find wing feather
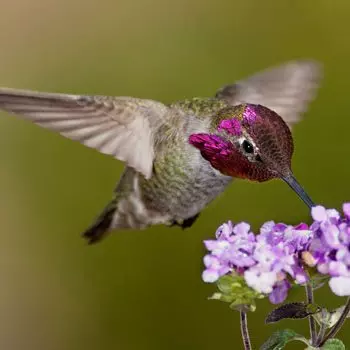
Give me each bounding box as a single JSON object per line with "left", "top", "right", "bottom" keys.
{"left": 215, "top": 60, "right": 322, "bottom": 128}
{"left": 0, "top": 88, "right": 169, "bottom": 179}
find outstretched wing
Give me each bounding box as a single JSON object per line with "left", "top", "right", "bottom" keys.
{"left": 215, "top": 60, "right": 322, "bottom": 128}
{"left": 0, "top": 88, "right": 170, "bottom": 179}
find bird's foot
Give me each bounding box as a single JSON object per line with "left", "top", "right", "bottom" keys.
{"left": 168, "top": 213, "right": 200, "bottom": 230}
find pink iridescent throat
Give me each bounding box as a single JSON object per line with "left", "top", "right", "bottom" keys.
{"left": 188, "top": 133, "right": 233, "bottom": 160}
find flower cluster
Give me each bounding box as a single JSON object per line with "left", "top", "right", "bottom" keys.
{"left": 203, "top": 220, "right": 313, "bottom": 304}
{"left": 203, "top": 203, "right": 350, "bottom": 304}
{"left": 309, "top": 204, "right": 350, "bottom": 296}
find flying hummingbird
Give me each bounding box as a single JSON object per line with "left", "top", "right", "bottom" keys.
{"left": 0, "top": 61, "right": 321, "bottom": 243}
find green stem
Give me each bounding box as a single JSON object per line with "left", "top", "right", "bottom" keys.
{"left": 315, "top": 308, "right": 328, "bottom": 346}
{"left": 305, "top": 283, "right": 317, "bottom": 345}
{"left": 240, "top": 311, "right": 252, "bottom": 350}
{"left": 319, "top": 297, "right": 350, "bottom": 346}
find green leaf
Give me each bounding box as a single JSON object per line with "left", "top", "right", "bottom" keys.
{"left": 321, "top": 339, "right": 345, "bottom": 350}
{"left": 260, "top": 329, "right": 308, "bottom": 350}
{"left": 314, "top": 304, "right": 350, "bottom": 329}
{"left": 209, "top": 273, "right": 264, "bottom": 312}
{"left": 208, "top": 292, "right": 234, "bottom": 303}
{"left": 308, "top": 274, "right": 329, "bottom": 290}
{"left": 230, "top": 300, "right": 256, "bottom": 313}
{"left": 217, "top": 275, "right": 235, "bottom": 294}
{"left": 265, "top": 302, "right": 320, "bottom": 324}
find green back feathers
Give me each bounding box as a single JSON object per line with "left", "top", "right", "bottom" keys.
{"left": 172, "top": 98, "right": 227, "bottom": 118}
{"left": 208, "top": 103, "right": 248, "bottom": 133}
{"left": 172, "top": 98, "right": 250, "bottom": 134}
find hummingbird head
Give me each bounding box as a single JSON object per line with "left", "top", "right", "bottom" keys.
{"left": 189, "top": 104, "right": 314, "bottom": 208}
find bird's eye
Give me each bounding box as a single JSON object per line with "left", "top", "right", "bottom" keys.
{"left": 242, "top": 140, "right": 254, "bottom": 154}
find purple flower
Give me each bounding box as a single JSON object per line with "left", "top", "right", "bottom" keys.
{"left": 202, "top": 221, "right": 257, "bottom": 283}
{"left": 311, "top": 206, "right": 328, "bottom": 222}
{"left": 343, "top": 203, "right": 350, "bottom": 219}
{"left": 307, "top": 203, "right": 350, "bottom": 296}
{"left": 203, "top": 202, "right": 350, "bottom": 303}
{"left": 269, "top": 280, "right": 291, "bottom": 304}
{"left": 215, "top": 221, "right": 234, "bottom": 239}
{"left": 329, "top": 276, "right": 350, "bottom": 296}
{"left": 202, "top": 269, "right": 220, "bottom": 283}
{"left": 244, "top": 268, "right": 277, "bottom": 294}
{"left": 203, "top": 219, "right": 313, "bottom": 303}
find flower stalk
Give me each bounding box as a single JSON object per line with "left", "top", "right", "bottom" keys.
{"left": 240, "top": 311, "right": 252, "bottom": 350}
{"left": 305, "top": 283, "right": 317, "bottom": 345}
{"left": 319, "top": 297, "right": 350, "bottom": 346}
{"left": 315, "top": 308, "right": 328, "bottom": 346}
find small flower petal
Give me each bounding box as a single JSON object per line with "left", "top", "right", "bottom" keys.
{"left": 329, "top": 276, "right": 350, "bottom": 296}
{"left": 203, "top": 240, "right": 218, "bottom": 251}
{"left": 322, "top": 224, "right": 341, "bottom": 248}
{"left": 311, "top": 206, "right": 327, "bottom": 222}
{"left": 203, "top": 255, "right": 219, "bottom": 268}
{"left": 269, "top": 280, "right": 291, "bottom": 304}
{"left": 328, "top": 261, "right": 349, "bottom": 277}
{"left": 233, "top": 222, "right": 250, "bottom": 236}
{"left": 260, "top": 221, "right": 275, "bottom": 235}
{"left": 202, "top": 269, "right": 220, "bottom": 283}
{"left": 245, "top": 269, "right": 277, "bottom": 294}
{"left": 343, "top": 203, "right": 350, "bottom": 219}
{"left": 294, "top": 223, "right": 309, "bottom": 230}
{"left": 326, "top": 209, "right": 340, "bottom": 221}
{"left": 215, "top": 222, "right": 233, "bottom": 239}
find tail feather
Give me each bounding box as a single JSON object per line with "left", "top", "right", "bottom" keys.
{"left": 82, "top": 201, "right": 117, "bottom": 244}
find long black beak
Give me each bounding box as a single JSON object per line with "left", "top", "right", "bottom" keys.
{"left": 282, "top": 174, "right": 315, "bottom": 209}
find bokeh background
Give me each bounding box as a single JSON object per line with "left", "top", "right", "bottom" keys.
{"left": 0, "top": 1, "right": 349, "bottom": 349}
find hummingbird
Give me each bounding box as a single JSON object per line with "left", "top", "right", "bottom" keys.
{"left": 0, "top": 60, "right": 321, "bottom": 243}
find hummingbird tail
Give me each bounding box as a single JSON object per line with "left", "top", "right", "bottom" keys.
{"left": 82, "top": 200, "right": 117, "bottom": 244}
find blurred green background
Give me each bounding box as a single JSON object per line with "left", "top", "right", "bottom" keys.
{"left": 0, "top": 0, "right": 349, "bottom": 349}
